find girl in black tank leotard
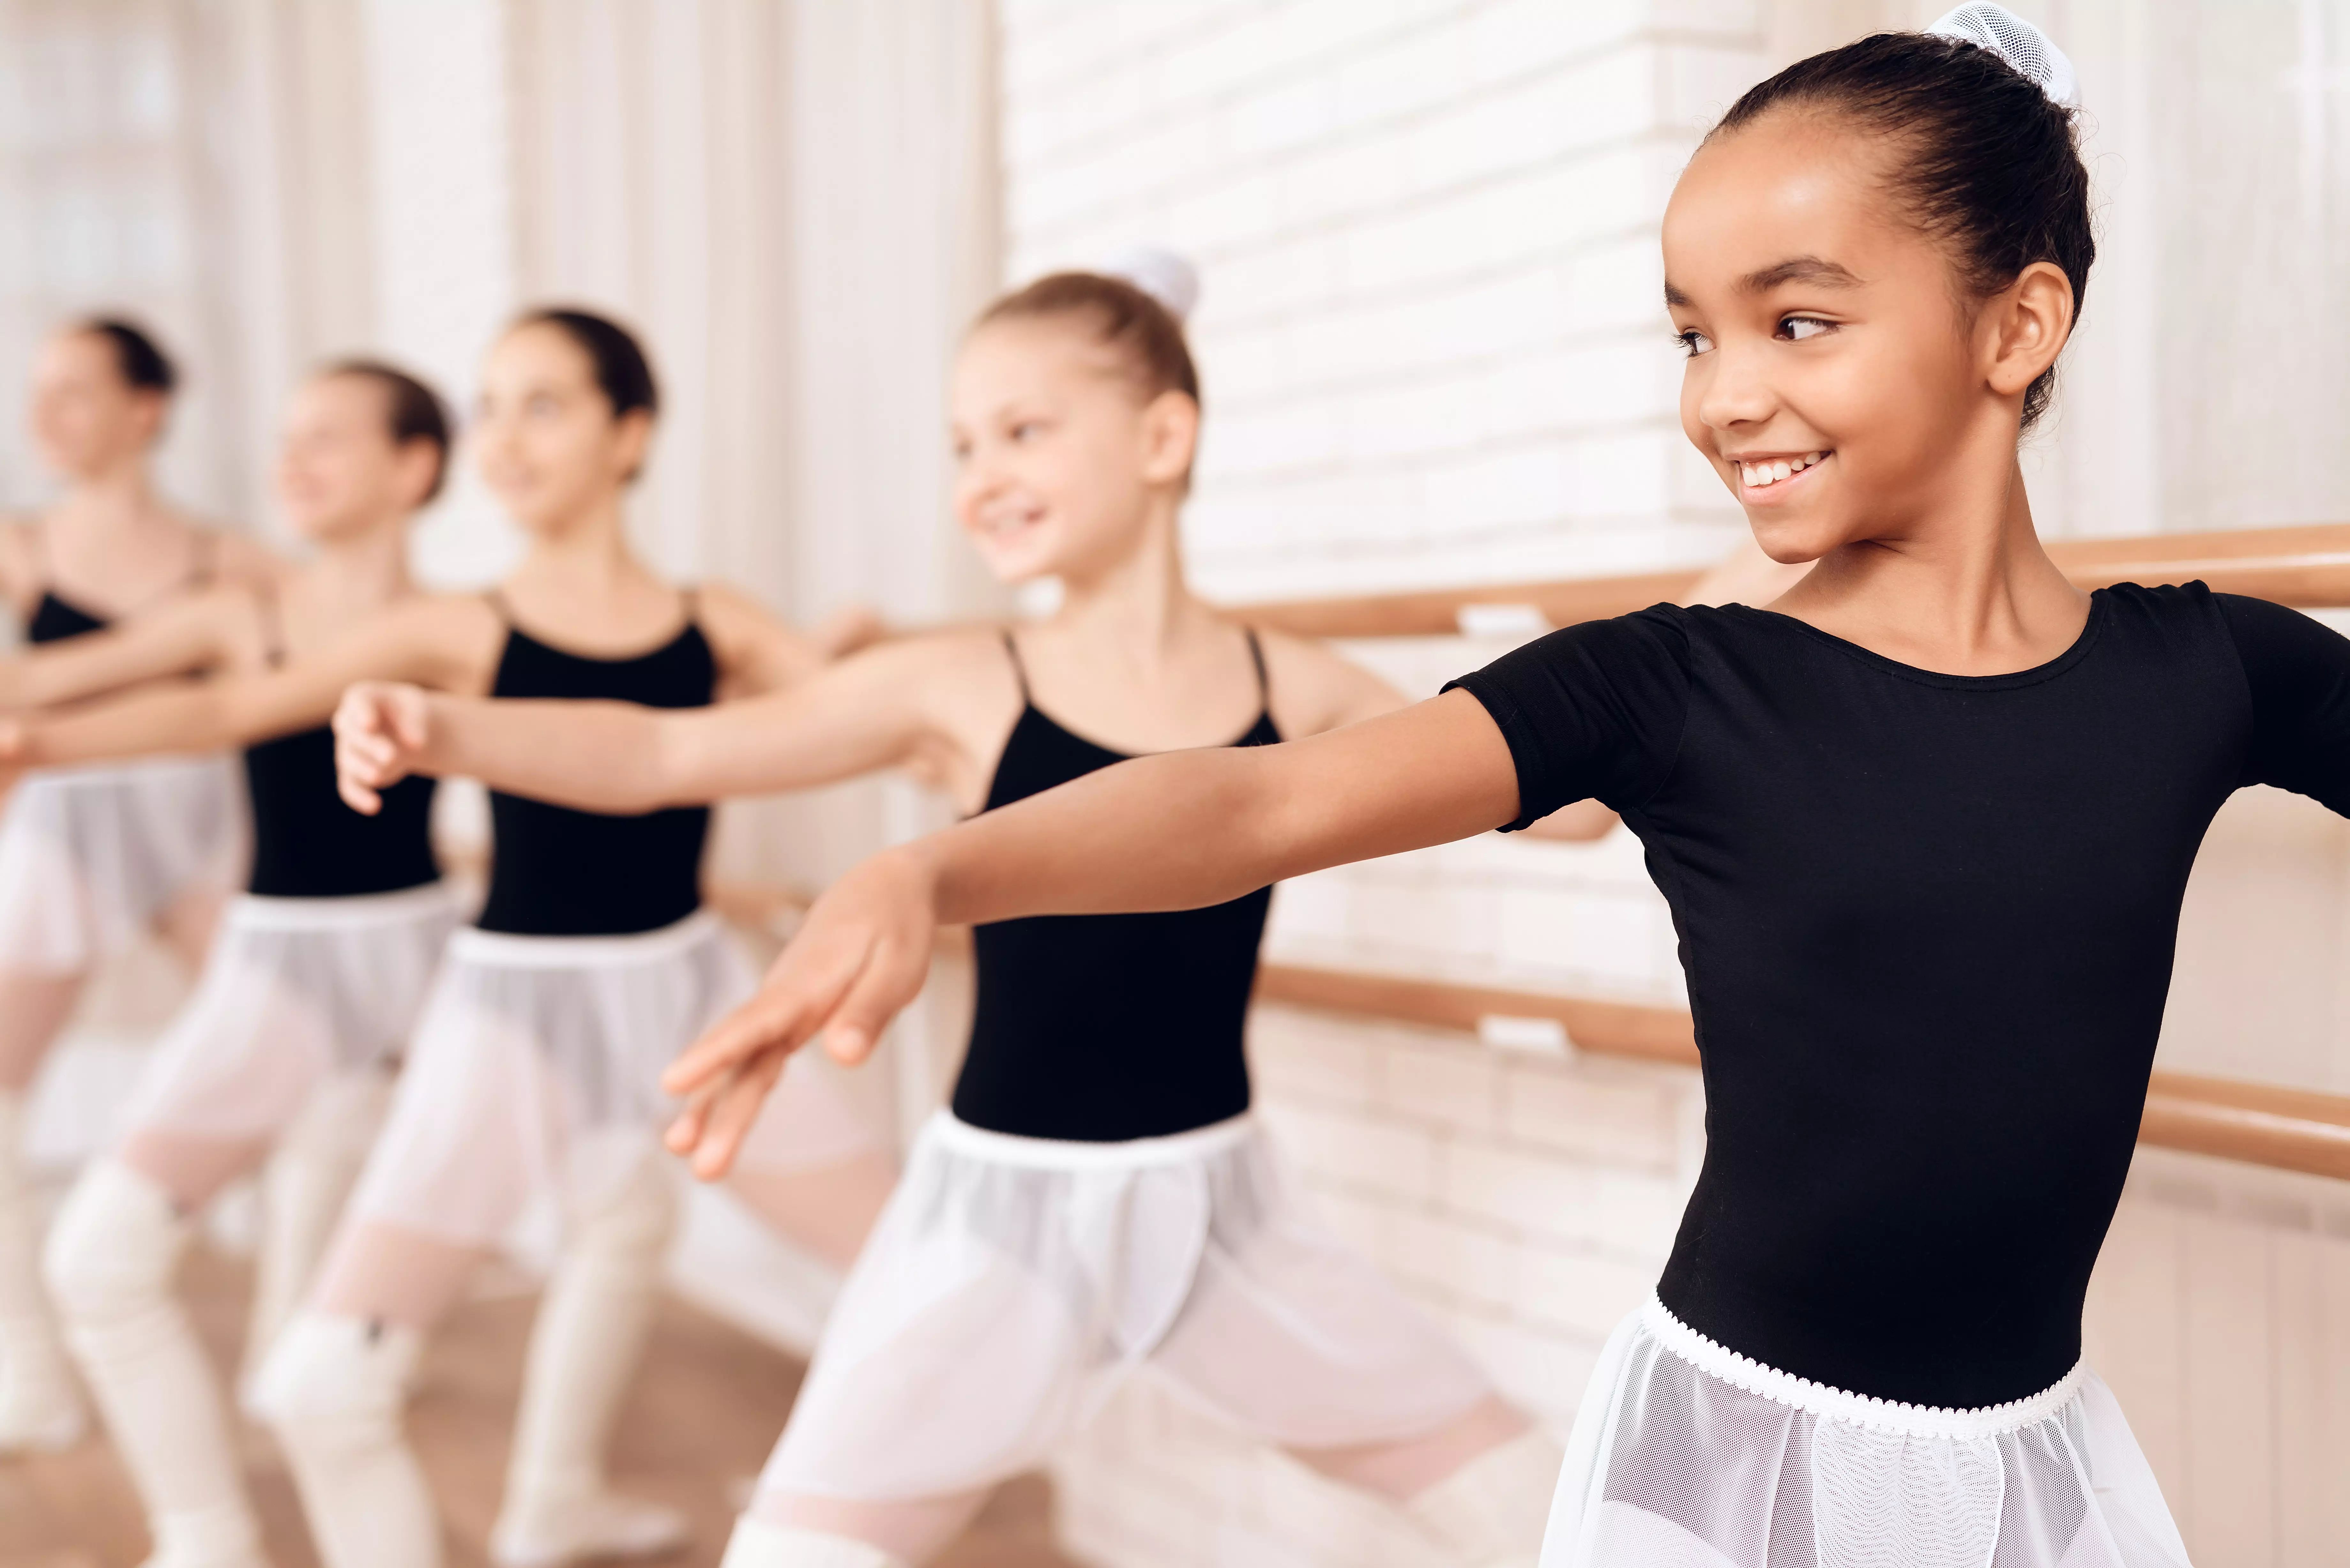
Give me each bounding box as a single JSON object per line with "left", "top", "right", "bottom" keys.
{"left": 0, "top": 320, "right": 262, "bottom": 1460}
{"left": 661, "top": 17, "right": 2224, "bottom": 1566}
{"left": 334, "top": 261, "right": 1572, "bottom": 1568}
{"left": 952, "top": 629, "right": 1276, "bottom": 1140}
{"left": 1, "top": 317, "right": 894, "bottom": 1568}
{"left": 10, "top": 365, "right": 463, "bottom": 1568}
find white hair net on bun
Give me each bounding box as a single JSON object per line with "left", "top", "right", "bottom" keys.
{"left": 1099, "top": 245, "right": 1201, "bottom": 323}
{"left": 1927, "top": 4, "right": 2079, "bottom": 108}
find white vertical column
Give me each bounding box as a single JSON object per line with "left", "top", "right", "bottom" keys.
{"left": 362, "top": 0, "right": 522, "bottom": 587}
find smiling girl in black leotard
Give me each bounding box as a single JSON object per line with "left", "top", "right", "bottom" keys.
{"left": 642, "top": 9, "right": 2287, "bottom": 1564}
{"left": 0, "top": 309, "right": 895, "bottom": 1568}
{"left": 336, "top": 259, "right": 1595, "bottom": 1568}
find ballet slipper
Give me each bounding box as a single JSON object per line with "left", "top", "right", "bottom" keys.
{"left": 252, "top": 1311, "right": 441, "bottom": 1568}
{"left": 487, "top": 1151, "right": 683, "bottom": 1568}
{"left": 718, "top": 1515, "right": 907, "bottom": 1568}
{"left": 45, "top": 1160, "right": 266, "bottom": 1568}
{"left": 1406, "top": 1424, "right": 1566, "bottom": 1568}
{"left": 0, "top": 1087, "right": 88, "bottom": 1452}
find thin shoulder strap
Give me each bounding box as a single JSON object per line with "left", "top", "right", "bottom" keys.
{"left": 1242, "top": 625, "right": 1269, "bottom": 705}
{"left": 252, "top": 578, "right": 287, "bottom": 669}
{"left": 484, "top": 587, "right": 514, "bottom": 623}
{"left": 186, "top": 529, "right": 216, "bottom": 589}
{"left": 1001, "top": 629, "right": 1032, "bottom": 706}
{"left": 679, "top": 583, "right": 701, "bottom": 622}
{"left": 27, "top": 517, "right": 52, "bottom": 591}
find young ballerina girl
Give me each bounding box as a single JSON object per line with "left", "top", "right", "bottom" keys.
{"left": 335, "top": 260, "right": 1597, "bottom": 1568}
{"left": 0, "top": 319, "right": 272, "bottom": 1454}
{"left": 636, "top": 11, "right": 2260, "bottom": 1565}
{"left": 0, "top": 308, "right": 896, "bottom": 1568}
{"left": 10, "top": 360, "right": 459, "bottom": 1568}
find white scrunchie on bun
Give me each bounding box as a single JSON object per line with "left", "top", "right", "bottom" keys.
{"left": 1928, "top": 3, "right": 2080, "bottom": 108}
{"left": 1100, "top": 245, "right": 1201, "bottom": 323}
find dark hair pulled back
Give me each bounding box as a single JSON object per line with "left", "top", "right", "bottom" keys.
{"left": 978, "top": 272, "right": 1200, "bottom": 412}
{"left": 324, "top": 359, "right": 454, "bottom": 503}
{"left": 517, "top": 306, "right": 660, "bottom": 419}
{"left": 80, "top": 318, "right": 177, "bottom": 395}
{"left": 1712, "top": 30, "right": 2094, "bottom": 430}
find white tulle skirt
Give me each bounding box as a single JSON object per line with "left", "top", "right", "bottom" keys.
{"left": 758, "top": 1109, "right": 1493, "bottom": 1503}
{"left": 120, "top": 882, "right": 462, "bottom": 1145}
{"left": 0, "top": 756, "right": 245, "bottom": 972}
{"left": 1542, "top": 1294, "right": 2192, "bottom": 1568}
{"left": 346, "top": 909, "right": 874, "bottom": 1249}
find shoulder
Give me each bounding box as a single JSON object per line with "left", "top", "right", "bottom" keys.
{"left": 690, "top": 580, "right": 781, "bottom": 637}
{"left": 202, "top": 527, "right": 285, "bottom": 584}
{"left": 1248, "top": 626, "right": 1404, "bottom": 736}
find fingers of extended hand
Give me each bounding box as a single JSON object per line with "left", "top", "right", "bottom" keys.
{"left": 661, "top": 981, "right": 816, "bottom": 1097}
{"left": 687, "top": 1052, "right": 787, "bottom": 1181}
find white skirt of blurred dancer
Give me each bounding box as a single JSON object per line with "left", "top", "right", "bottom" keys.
{"left": 757, "top": 1109, "right": 1494, "bottom": 1502}
{"left": 1540, "top": 1294, "right": 2192, "bottom": 1568}
{"left": 119, "top": 881, "right": 463, "bottom": 1145}
{"left": 346, "top": 908, "right": 875, "bottom": 1247}
{"left": 0, "top": 756, "right": 246, "bottom": 972}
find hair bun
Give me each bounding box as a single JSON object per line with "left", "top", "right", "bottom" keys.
{"left": 1100, "top": 246, "right": 1200, "bottom": 323}
{"left": 1927, "top": 4, "right": 2079, "bottom": 107}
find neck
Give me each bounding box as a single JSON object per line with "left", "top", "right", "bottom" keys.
{"left": 1783, "top": 429, "right": 2085, "bottom": 672}
{"left": 54, "top": 457, "right": 163, "bottom": 531}
{"left": 511, "top": 494, "right": 639, "bottom": 591}
{"left": 305, "top": 512, "right": 414, "bottom": 612}
{"left": 1050, "top": 501, "right": 1218, "bottom": 667}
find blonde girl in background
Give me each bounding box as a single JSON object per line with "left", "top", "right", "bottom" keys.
{"left": 337, "top": 257, "right": 1597, "bottom": 1568}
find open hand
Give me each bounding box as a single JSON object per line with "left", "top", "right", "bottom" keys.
{"left": 333, "top": 681, "right": 432, "bottom": 814}
{"left": 661, "top": 846, "right": 940, "bottom": 1179}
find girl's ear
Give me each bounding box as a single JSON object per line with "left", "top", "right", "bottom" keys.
{"left": 1137, "top": 389, "right": 1200, "bottom": 488}
{"left": 1983, "top": 260, "right": 2074, "bottom": 402}
{"left": 611, "top": 407, "right": 655, "bottom": 485}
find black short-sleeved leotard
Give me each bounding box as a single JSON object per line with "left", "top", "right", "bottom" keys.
{"left": 1448, "top": 582, "right": 2350, "bottom": 1410}
{"left": 472, "top": 600, "right": 715, "bottom": 938}
{"left": 951, "top": 630, "right": 1282, "bottom": 1142}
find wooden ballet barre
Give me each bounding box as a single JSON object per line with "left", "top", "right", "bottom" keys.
{"left": 686, "top": 878, "right": 2350, "bottom": 1182}
{"left": 1255, "top": 961, "right": 2350, "bottom": 1183}
{"left": 1237, "top": 521, "right": 2350, "bottom": 639}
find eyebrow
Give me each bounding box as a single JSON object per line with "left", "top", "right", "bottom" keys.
{"left": 1664, "top": 255, "right": 1864, "bottom": 308}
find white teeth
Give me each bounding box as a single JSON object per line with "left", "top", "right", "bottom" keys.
{"left": 1739, "top": 451, "right": 1828, "bottom": 488}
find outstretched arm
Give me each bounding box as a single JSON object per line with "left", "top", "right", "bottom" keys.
{"left": 0, "top": 585, "right": 256, "bottom": 710}
{"left": 335, "top": 634, "right": 950, "bottom": 815}
{"left": 662, "top": 687, "right": 1521, "bottom": 1176}
{"left": 2, "top": 597, "right": 491, "bottom": 773}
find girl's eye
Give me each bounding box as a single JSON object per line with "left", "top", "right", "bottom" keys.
{"left": 1011, "top": 421, "right": 1042, "bottom": 441}
{"left": 1674, "top": 329, "right": 1714, "bottom": 358}
{"left": 1779, "top": 315, "right": 1834, "bottom": 342}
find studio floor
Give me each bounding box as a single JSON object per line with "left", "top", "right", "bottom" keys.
{"left": 0, "top": 1243, "right": 1081, "bottom": 1568}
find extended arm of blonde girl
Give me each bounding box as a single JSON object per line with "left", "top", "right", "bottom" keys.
{"left": 663, "top": 687, "right": 1521, "bottom": 1176}
{"left": 333, "top": 637, "right": 940, "bottom": 816}
{"left": 0, "top": 599, "right": 477, "bottom": 773}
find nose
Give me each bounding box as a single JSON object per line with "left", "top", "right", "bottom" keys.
{"left": 1692, "top": 338, "right": 1777, "bottom": 438}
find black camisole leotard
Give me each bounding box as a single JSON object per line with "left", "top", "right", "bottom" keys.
{"left": 1450, "top": 583, "right": 2350, "bottom": 1409}
{"left": 472, "top": 594, "right": 716, "bottom": 938}
{"left": 241, "top": 588, "right": 439, "bottom": 899}
{"left": 25, "top": 526, "right": 216, "bottom": 644}
{"left": 951, "top": 628, "right": 1282, "bottom": 1143}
